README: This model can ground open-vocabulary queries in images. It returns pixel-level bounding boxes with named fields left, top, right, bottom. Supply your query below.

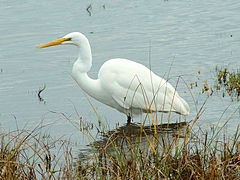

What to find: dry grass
left=0, top=124, right=76, bottom=179
left=73, top=105, right=240, bottom=180
left=0, top=104, right=239, bottom=180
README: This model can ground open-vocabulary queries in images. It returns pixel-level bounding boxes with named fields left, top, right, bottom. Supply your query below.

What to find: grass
left=0, top=124, right=76, bottom=179
left=0, top=102, right=239, bottom=179
left=73, top=102, right=239, bottom=179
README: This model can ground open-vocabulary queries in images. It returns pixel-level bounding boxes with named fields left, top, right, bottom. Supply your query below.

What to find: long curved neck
left=71, top=41, right=101, bottom=99
left=75, top=39, right=92, bottom=73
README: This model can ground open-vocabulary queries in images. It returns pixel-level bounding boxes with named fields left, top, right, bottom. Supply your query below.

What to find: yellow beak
left=37, top=37, right=71, bottom=49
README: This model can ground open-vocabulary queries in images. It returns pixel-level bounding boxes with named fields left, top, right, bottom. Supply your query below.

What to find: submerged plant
left=216, top=66, right=240, bottom=100
left=190, top=67, right=240, bottom=101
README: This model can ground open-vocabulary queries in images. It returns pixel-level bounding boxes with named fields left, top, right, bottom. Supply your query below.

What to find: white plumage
left=38, top=32, right=190, bottom=121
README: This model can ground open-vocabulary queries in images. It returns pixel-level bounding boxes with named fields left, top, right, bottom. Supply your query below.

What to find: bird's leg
left=127, top=114, right=131, bottom=124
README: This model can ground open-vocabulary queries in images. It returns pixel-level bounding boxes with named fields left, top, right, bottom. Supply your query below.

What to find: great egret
left=38, top=32, right=190, bottom=123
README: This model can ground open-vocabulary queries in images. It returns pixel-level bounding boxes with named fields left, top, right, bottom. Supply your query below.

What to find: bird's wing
left=111, top=70, right=175, bottom=112
left=99, top=59, right=189, bottom=115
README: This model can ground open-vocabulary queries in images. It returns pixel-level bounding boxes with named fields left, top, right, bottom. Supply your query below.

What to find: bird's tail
left=173, top=94, right=190, bottom=116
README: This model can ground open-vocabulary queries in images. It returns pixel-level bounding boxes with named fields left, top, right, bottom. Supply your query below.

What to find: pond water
left=0, top=0, right=239, bottom=145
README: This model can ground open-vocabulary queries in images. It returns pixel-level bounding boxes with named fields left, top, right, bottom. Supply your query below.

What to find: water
left=0, top=0, right=239, bottom=144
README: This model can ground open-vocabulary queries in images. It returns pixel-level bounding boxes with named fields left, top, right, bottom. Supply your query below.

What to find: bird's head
left=38, top=32, right=88, bottom=49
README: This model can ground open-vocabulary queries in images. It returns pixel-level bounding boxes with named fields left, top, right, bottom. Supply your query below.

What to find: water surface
left=0, top=0, right=239, bottom=143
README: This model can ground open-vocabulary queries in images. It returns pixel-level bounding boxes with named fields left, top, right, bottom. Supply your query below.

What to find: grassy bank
left=0, top=104, right=239, bottom=179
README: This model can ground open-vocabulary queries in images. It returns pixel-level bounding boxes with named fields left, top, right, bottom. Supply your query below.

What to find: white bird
left=38, top=32, right=190, bottom=123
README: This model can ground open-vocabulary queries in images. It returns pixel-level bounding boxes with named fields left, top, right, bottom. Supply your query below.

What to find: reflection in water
left=79, top=122, right=188, bottom=162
